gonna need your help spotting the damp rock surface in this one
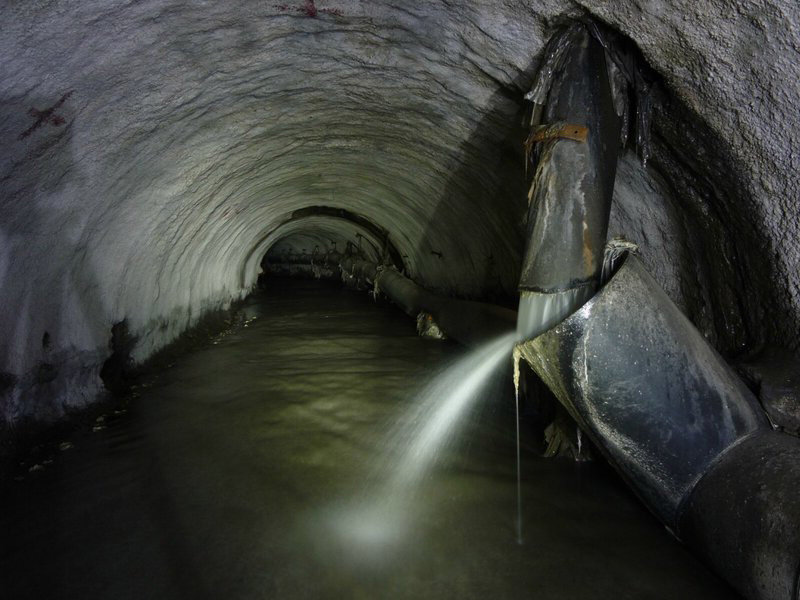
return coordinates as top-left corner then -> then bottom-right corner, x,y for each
1,1 -> 799,421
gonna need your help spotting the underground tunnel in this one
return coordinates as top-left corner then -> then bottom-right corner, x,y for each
1,2 -> 800,599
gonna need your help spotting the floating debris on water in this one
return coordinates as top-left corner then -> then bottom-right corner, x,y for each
416,312 -> 446,340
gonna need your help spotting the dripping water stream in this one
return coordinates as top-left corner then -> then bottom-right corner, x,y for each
513,347 -> 524,545
346,287 -> 597,548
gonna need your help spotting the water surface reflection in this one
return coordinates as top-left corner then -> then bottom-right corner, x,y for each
1,279 -> 735,599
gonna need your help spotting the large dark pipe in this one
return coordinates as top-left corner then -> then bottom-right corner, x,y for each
338,258 -> 514,347
517,22 -> 800,600
516,254 -> 800,600
264,262 -> 338,279
375,268 -> 516,347
340,257 -> 378,283
518,24 -> 622,340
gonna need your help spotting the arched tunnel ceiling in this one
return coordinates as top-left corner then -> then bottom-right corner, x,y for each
1,0 -> 799,421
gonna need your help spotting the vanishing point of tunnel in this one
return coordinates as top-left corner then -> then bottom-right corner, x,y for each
2,2 -> 800,600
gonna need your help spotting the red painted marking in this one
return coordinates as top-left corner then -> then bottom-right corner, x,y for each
18,90 -> 74,140
273,0 -> 342,17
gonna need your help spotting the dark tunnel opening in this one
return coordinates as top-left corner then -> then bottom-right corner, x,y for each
254,206 -> 407,286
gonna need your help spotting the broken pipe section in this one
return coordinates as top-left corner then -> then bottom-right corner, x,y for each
517,24 -> 621,340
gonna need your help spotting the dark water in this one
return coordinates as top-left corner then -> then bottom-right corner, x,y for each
1,280 -> 736,599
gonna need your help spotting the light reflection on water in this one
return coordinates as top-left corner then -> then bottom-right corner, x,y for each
0,280 -> 735,599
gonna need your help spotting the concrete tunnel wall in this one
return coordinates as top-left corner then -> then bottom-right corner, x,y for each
1,0 -> 799,423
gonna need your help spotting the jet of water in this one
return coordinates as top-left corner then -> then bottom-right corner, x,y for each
387,331 -> 517,490
333,331 -> 516,550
